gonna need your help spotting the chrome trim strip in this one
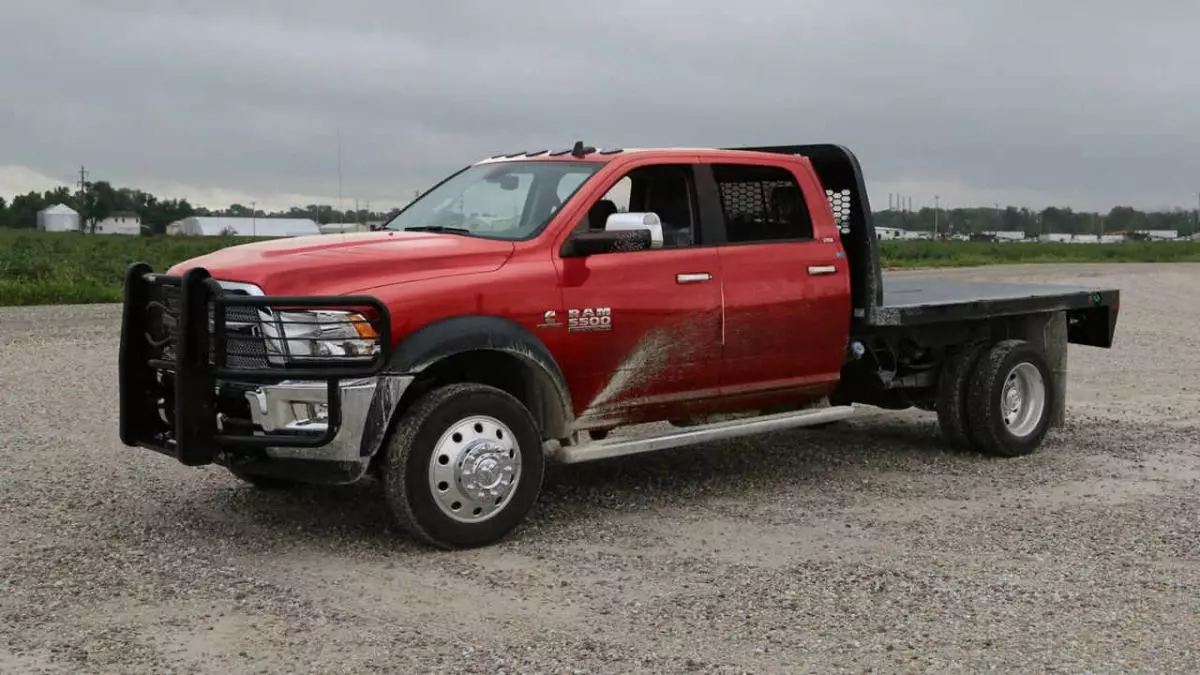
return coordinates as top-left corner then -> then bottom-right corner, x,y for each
216,280 -> 265,295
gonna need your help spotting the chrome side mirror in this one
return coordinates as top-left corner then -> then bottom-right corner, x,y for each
604,212 -> 664,249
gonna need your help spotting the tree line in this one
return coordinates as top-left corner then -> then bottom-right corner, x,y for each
0,181 -> 397,234
2,179 -> 1197,236
875,204 -> 1198,237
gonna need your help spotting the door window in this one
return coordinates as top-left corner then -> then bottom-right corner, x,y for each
710,164 -> 815,243
573,165 -> 697,248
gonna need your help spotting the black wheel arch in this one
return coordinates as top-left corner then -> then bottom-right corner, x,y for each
358,315 -> 574,461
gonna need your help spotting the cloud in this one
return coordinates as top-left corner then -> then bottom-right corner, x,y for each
2,1 -> 1198,211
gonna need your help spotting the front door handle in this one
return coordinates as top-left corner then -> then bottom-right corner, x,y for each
676,272 -> 712,284
807,265 -> 837,276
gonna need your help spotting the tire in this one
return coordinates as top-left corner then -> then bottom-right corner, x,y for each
965,340 -> 1054,458
228,467 -> 298,490
383,383 -> 545,549
935,341 -> 990,450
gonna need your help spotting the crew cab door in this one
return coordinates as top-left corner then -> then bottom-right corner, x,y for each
552,159 -> 723,428
698,157 -> 851,404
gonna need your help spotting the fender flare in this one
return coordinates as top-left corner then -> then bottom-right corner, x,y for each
358,315 -> 574,458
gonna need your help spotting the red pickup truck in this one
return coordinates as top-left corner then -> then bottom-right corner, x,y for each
119,143 -> 1120,548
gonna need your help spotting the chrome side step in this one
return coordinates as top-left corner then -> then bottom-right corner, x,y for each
553,405 -> 856,464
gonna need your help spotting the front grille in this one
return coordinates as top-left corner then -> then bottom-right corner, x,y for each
222,304 -> 271,370
147,282 -> 271,371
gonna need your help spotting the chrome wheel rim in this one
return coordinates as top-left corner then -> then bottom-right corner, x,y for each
1001,362 -> 1046,438
428,415 -> 521,523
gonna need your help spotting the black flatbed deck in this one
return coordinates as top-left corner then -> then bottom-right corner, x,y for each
868,276 -> 1120,328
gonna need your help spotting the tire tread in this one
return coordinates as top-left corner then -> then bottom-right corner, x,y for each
936,341 -> 989,450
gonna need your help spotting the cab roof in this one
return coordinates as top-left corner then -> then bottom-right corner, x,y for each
472,141 -> 796,166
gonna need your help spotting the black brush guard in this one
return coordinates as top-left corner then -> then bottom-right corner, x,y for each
118,262 -> 392,466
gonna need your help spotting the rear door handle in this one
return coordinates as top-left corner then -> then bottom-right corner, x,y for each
807,265 -> 837,276
676,272 -> 712,284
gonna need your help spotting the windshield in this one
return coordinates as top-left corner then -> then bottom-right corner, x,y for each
384,160 -> 602,240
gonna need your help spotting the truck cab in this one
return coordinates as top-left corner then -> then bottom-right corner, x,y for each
119,142 -> 1119,549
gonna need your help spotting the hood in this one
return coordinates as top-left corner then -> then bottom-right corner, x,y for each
167,230 -> 515,296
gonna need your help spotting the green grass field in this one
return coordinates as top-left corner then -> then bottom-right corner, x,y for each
1,228 -> 1197,306
0,230 -> 271,306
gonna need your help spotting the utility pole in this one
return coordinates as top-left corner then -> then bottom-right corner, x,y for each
251,201 -> 257,237
76,165 -> 89,232
934,195 -> 940,239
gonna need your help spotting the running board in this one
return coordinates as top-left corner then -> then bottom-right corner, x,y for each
553,405 -> 856,464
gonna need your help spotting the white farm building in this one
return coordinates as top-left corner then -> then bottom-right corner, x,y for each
37,204 -> 80,232
168,216 -> 321,237
95,211 -> 142,235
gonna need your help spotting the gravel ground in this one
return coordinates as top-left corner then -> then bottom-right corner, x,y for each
2,262 -> 1199,674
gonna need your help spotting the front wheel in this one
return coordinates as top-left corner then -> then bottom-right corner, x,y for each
383,383 -> 545,549
966,340 -> 1054,457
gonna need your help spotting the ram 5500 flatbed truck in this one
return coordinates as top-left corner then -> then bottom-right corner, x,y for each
119,142 -> 1120,549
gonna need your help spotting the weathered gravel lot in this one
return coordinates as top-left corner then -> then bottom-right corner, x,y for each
2,262 -> 1198,674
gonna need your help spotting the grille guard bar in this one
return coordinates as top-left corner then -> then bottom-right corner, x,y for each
118,262 -> 393,466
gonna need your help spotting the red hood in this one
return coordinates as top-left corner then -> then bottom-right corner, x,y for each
167,230 -> 515,296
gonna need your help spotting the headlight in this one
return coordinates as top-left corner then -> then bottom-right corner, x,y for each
262,309 -> 380,364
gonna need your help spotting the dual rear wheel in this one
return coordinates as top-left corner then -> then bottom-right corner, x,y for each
936,339 -> 1055,457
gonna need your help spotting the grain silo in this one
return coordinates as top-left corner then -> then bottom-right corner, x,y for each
37,204 -> 80,232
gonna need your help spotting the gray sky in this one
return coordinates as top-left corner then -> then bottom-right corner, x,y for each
2,1 -> 1197,212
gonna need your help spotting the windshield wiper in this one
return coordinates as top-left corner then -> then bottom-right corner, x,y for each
402,225 -> 473,235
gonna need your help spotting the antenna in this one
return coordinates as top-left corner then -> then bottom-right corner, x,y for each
337,126 -> 344,225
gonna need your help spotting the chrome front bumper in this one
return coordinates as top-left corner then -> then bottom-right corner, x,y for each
241,375 -> 413,465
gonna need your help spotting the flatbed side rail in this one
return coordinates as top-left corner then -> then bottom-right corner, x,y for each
866,287 -> 1120,348
118,262 -> 393,466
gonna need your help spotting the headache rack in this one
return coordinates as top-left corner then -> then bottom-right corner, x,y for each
118,262 -> 392,466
